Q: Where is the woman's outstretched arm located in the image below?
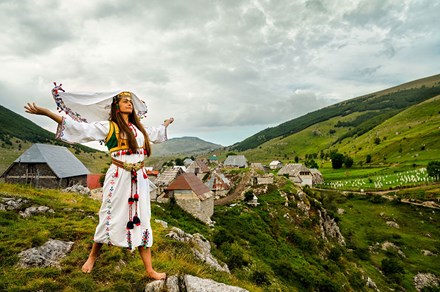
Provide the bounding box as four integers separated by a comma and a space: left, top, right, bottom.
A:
24, 102, 63, 124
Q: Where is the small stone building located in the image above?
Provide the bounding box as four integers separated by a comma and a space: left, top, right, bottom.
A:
224, 155, 248, 168
186, 159, 210, 179
278, 163, 313, 186
1, 143, 89, 188
166, 173, 214, 224
205, 169, 231, 198
269, 160, 283, 170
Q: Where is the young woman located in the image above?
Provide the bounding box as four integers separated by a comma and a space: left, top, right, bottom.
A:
25, 84, 173, 280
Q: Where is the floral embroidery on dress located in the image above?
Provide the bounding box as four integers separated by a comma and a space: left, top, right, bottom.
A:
104, 181, 115, 244
142, 229, 150, 248
55, 117, 67, 140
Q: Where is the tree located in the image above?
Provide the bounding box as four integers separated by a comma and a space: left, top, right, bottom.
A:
374, 137, 381, 145
427, 161, 440, 180
305, 159, 319, 169
366, 154, 372, 164
294, 156, 299, 163
344, 156, 354, 168
174, 158, 184, 166
330, 152, 344, 169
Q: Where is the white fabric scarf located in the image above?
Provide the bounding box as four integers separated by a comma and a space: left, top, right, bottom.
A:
51, 83, 148, 122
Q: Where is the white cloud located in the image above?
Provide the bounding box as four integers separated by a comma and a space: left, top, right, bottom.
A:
0, 0, 439, 147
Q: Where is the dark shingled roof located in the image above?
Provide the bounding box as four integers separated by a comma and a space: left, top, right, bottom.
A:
13, 143, 89, 178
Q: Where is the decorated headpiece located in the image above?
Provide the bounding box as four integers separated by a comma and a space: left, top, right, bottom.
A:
51, 82, 148, 122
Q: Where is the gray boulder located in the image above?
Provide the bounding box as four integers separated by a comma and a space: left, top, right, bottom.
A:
17, 239, 74, 268
145, 275, 248, 292
166, 227, 229, 273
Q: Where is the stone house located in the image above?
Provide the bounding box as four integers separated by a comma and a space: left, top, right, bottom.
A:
224, 155, 248, 168
205, 169, 231, 199
186, 159, 210, 179
155, 167, 185, 195
310, 168, 324, 185
208, 155, 219, 164
1, 143, 89, 188
250, 163, 266, 172
269, 160, 283, 170
166, 173, 214, 224
277, 163, 313, 186
251, 173, 274, 185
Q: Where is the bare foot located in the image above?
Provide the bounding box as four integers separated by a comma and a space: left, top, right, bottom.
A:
82, 256, 97, 273
146, 270, 167, 280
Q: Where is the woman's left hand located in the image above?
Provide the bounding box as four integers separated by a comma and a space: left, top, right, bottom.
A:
163, 118, 174, 127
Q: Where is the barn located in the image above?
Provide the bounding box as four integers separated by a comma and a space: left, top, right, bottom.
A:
1, 143, 89, 188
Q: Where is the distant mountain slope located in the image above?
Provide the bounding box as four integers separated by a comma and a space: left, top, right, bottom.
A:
151, 137, 223, 157
0, 105, 98, 153
0, 105, 54, 144
232, 74, 440, 151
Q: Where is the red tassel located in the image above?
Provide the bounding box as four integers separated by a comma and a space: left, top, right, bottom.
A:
142, 168, 148, 179
115, 167, 119, 177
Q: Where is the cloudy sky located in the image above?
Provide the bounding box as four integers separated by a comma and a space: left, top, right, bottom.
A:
0, 0, 439, 148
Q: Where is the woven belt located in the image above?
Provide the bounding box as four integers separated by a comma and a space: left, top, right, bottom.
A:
112, 158, 144, 171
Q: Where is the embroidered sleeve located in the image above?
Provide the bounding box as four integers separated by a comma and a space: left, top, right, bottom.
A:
145, 125, 167, 144
55, 116, 110, 143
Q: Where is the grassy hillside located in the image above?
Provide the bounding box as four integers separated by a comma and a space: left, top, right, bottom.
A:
1, 180, 439, 291
232, 74, 440, 152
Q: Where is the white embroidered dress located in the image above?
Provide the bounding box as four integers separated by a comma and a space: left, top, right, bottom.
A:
56, 116, 167, 250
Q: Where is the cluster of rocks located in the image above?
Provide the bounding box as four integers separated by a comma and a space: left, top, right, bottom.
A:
0, 197, 54, 218
166, 227, 230, 273
0, 197, 29, 211
414, 273, 439, 291
17, 239, 74, 268
20, 205, 54, 218
63, 184, 90, 195
145, 274, 248, 292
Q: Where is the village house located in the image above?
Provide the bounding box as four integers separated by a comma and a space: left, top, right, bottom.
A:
208, 155, 219, 164
186, 159, 210, 179
155, 167, 185, 196
183, 158, 193, 167
205, 169, 231, 199
310, 168, 324, 185
1, 143, 89, 188
250, 162, 266, 172
166, 173, 214, 224
277, 163, 313, 186
269, 160, 283, 170
251, 173, 275, 185
223, 155, 248, 168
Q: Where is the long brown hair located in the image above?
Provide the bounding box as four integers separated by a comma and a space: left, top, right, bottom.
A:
110, 95, 151, 156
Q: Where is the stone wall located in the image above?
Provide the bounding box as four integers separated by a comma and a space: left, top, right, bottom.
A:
175, 190, 213, 224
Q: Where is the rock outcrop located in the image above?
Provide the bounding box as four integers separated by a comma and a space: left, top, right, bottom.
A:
17, 239, 74, 268
166, 227, 229, 273
318, 209, 346, 246
145, 274, 249, 292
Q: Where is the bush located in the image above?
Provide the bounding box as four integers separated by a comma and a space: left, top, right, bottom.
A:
251, 270, 270, 285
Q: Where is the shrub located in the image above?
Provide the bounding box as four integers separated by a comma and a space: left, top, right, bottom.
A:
251, 270, 270, 285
